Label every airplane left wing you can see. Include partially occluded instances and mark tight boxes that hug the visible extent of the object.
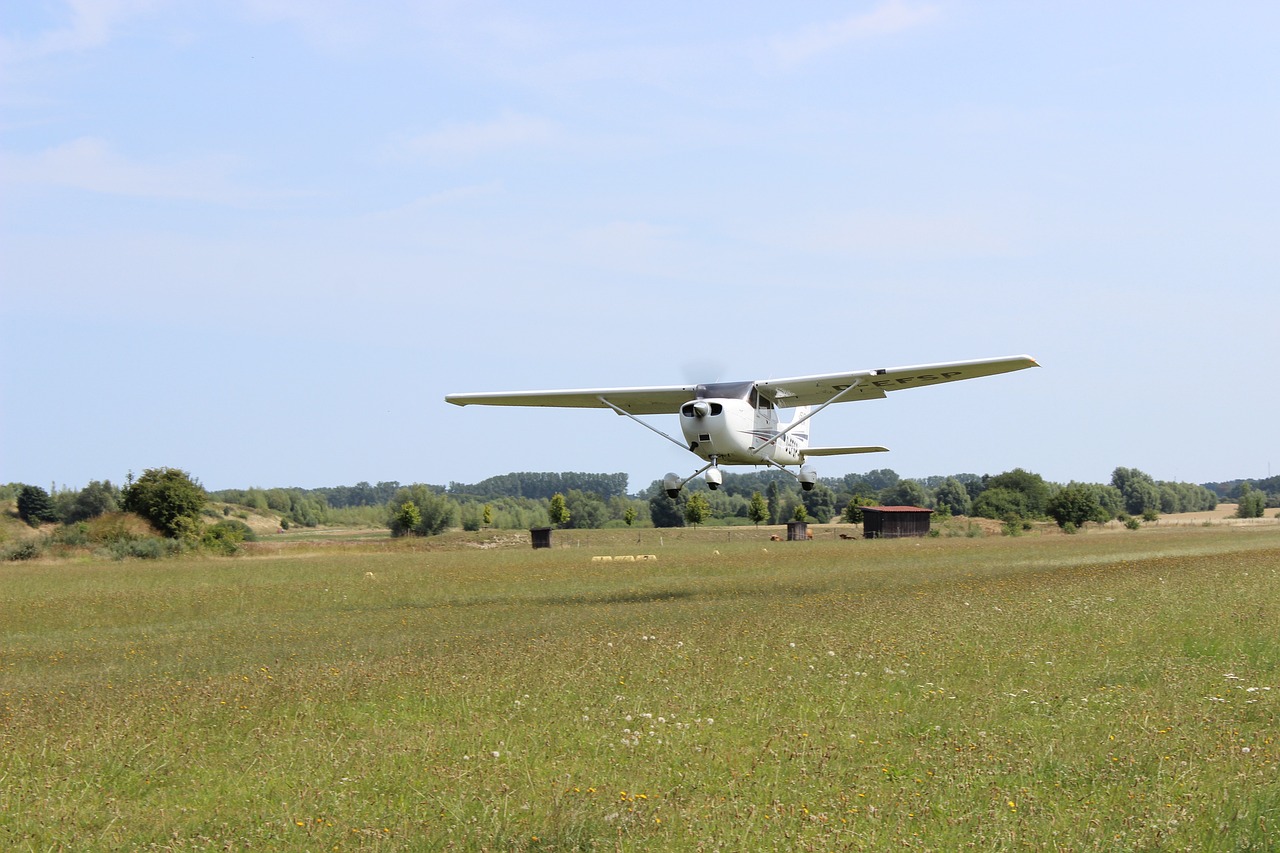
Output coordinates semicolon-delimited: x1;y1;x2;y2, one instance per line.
801;445;890;457
445;384;698;416
757;354;1039;408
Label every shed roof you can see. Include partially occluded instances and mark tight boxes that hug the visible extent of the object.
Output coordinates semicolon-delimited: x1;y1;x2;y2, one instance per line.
863;506;933;513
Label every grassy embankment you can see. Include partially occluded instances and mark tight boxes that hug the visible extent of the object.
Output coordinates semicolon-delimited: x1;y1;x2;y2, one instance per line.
2;524;1277;850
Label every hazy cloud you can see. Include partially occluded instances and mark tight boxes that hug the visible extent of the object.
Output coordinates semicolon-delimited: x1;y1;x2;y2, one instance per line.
386;112;561;161
1;137;266;204
0;0;161;63
771;0;942;65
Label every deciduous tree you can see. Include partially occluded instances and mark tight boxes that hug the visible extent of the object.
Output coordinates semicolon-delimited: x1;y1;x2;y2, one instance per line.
1236;483;1266;519
935;478;972;516
394;501;422;535
121;468;206;539
1047;484;1107;529
548;493;570;527
65;480;120;523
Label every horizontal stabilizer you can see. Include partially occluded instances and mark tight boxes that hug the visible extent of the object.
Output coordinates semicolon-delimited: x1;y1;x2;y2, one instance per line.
802;445;889;457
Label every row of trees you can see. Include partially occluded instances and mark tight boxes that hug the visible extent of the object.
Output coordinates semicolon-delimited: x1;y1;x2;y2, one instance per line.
1203;476;1280;505
7;465;1268;551
379;466;1225;537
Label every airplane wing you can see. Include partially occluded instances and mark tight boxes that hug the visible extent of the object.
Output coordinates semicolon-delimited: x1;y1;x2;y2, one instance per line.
445;355;1038;414
757;354;1039;408
801;445;890;457
444;384;699;415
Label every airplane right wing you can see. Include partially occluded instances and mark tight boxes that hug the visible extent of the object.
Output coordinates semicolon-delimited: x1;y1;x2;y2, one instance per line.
445;384;699;415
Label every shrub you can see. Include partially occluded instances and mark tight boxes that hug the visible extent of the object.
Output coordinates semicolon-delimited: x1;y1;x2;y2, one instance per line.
201;519;255;555
50;523;91;547
3;540;43;561
1125;517;1142;531
98;537;179;560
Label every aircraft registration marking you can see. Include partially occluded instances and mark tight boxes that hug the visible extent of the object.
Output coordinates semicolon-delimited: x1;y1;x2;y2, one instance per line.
846;371;966;389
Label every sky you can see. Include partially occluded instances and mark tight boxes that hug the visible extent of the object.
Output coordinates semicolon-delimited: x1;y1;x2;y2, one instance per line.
2;1;1277;495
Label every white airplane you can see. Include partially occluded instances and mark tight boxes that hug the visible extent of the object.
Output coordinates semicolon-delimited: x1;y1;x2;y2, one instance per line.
446;354;1038;498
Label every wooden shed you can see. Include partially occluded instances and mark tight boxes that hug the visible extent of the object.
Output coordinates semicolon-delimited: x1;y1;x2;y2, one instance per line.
785;520;809;541
862;506;933;539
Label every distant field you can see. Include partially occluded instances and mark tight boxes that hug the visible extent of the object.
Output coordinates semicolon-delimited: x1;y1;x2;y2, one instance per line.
2;525;1277;851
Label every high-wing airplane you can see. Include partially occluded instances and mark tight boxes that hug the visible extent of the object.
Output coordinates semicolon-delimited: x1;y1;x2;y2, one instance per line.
446;354;1038;497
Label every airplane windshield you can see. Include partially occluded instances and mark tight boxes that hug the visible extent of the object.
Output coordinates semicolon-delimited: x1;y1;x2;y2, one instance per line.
695;381;754;401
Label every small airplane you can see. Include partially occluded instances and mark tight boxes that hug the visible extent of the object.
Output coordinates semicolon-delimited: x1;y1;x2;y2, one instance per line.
446;354;1038;497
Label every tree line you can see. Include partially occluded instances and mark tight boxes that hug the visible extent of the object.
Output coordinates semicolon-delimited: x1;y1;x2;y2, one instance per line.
5;464;1272;559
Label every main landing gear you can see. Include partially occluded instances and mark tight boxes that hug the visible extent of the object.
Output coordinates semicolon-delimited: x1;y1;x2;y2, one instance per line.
663;457;721;498
662;458;818;498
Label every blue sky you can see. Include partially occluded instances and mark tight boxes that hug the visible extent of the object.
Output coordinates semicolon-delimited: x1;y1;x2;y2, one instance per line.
2;1;1277;494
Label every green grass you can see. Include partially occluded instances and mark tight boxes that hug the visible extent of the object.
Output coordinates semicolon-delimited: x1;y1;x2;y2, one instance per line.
3;526;1278;850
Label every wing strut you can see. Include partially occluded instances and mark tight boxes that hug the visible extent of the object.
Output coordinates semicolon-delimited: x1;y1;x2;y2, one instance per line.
752;379;866;455
597;396;691;453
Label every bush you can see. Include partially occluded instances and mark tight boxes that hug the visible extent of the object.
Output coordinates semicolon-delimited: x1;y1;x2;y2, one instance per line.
3;540;43;561
98;537;180;560
1125;517;1142;531
201;519;255;555
50;523;92;547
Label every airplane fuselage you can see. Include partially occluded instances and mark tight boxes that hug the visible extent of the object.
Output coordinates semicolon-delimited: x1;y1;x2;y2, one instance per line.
676;383;806;466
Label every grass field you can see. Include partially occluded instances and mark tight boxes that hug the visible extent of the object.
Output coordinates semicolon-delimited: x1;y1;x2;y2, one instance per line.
3;524;1278;851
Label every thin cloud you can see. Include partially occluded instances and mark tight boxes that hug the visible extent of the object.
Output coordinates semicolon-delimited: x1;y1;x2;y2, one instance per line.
1;137;268;204
769;209;1022;259
0;0;161;63
386;112;561;161
772;0;942;66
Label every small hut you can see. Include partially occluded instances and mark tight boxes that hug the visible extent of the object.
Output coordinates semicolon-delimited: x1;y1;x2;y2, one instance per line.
529;527;553;549
862;506;933;539
785;520;809;541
